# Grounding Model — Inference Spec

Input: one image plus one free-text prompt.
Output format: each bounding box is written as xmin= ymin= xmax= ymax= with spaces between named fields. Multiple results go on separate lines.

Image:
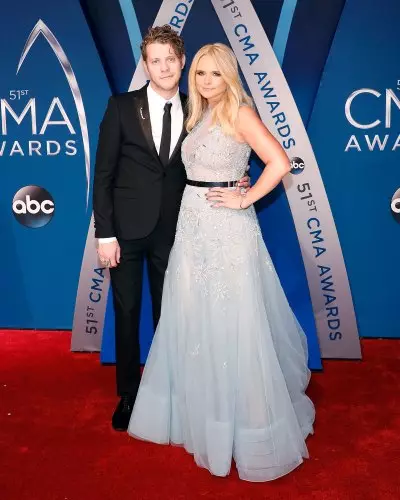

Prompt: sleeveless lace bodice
xmin=181 ymin=111 xmax=251 ymax=181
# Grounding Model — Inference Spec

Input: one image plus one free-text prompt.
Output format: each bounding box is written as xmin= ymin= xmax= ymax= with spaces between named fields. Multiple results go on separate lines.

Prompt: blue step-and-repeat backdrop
xmin=2 ymin=0 xmax=400 ymax=370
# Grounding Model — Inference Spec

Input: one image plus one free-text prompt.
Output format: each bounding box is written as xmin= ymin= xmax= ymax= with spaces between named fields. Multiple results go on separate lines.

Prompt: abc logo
xmin=12 ymin=186 xmax=55 ymax=228
xmin=391 ymin=188 xmax=400 ymax=223
xmin=290 ymin=157 xmax=305 ymax=175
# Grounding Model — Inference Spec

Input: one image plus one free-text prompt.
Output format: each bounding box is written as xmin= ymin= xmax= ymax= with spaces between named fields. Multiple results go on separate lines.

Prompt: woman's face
xmin=195 ymin=54 xmax=227 ymax=105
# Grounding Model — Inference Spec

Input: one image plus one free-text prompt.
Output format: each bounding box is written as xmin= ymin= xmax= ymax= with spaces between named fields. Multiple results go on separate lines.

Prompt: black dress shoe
xmin=112 ymin=395 xmax=135 ymax=431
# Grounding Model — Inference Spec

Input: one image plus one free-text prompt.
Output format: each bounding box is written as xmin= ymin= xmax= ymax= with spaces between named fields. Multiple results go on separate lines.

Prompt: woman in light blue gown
xmin=128 ymin=43 xmax=315 ymax=482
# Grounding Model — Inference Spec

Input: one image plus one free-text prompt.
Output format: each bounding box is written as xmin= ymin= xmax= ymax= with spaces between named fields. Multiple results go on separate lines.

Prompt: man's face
xmin=143 ymin=42 xmax=185 ymax=94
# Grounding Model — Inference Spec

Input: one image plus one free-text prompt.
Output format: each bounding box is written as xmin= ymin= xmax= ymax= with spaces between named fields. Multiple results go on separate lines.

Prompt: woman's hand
xmin=205 ymin=187 xmax=251 ymax=210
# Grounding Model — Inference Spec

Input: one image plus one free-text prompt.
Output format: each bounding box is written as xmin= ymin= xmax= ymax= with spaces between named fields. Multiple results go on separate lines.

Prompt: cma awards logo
xmin=1 ymin=20 xmax=91 ymax=207
xmin=344 ymin=87 xmax=400 ymax=152
xmin=13 ymin=185 xmax=55 ymax=228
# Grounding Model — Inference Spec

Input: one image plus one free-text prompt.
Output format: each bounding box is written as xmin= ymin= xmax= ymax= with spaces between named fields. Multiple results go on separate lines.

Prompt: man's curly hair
xmin=140 ymin=25 xmax=185 ymax=61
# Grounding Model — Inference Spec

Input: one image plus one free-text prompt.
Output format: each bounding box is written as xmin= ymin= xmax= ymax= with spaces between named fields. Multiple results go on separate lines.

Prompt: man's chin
xmin=157 ymin=78 xmax=179 ymax=90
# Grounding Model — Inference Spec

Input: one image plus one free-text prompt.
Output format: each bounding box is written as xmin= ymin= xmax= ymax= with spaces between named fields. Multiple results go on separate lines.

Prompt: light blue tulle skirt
xmin=128 ymin=186 xmax=315 ymax=482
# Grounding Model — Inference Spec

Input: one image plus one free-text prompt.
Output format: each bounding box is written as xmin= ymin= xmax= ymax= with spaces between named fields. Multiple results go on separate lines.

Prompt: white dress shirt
xmin=147 ymin=83 xmax=183 ymax=157
xmin=99 ymin=84 xmax=184 ymax=244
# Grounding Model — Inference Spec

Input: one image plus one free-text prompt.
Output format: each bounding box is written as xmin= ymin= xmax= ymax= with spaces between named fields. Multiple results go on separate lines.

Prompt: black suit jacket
xmin=93 ymin=84 xmax=188 ymax=241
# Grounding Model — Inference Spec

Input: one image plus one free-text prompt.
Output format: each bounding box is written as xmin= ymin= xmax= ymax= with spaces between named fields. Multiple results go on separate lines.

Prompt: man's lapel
xmin=134 ymin=84 xmax=162 ymax=167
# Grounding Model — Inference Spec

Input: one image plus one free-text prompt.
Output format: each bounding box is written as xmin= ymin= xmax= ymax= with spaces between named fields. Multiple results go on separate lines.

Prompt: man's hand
xmin=237 ymin=173 xmax=251 ymax=192
xmin=97 ymin=240 xmax=121 ymax=268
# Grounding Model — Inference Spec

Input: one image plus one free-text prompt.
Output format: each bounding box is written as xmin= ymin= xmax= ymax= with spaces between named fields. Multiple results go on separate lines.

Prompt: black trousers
xmin=109 ymin=219 xmax=175 ymax=396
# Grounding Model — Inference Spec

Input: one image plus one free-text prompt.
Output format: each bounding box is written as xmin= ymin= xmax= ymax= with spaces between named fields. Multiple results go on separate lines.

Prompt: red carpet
xmin=1 ymin=330 xmax=399 ymax=499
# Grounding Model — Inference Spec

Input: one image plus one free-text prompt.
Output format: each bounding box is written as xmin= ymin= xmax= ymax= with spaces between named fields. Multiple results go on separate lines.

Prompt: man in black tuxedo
xmin=93 ymin=26 xmax=248 ymax=431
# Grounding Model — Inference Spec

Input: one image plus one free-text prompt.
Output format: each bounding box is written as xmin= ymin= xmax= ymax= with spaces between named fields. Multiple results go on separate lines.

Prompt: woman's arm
xmin=236 ymin=106 xmax=290 ymax=208
xmin=206 ymin=106 xmax=290 ymax=209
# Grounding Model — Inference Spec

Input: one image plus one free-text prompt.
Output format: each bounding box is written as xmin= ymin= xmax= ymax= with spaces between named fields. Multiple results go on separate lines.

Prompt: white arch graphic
xmin=18 ymin=19 xmax=91 ymax=208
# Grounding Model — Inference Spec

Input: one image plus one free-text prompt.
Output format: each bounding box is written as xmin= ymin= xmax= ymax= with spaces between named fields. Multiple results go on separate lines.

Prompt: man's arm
xmin=93 ymin=96 xmax=121 ymax=239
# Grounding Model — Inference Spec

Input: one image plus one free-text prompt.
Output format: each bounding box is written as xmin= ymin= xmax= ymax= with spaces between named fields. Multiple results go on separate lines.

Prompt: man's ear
xmin=181 ymin=55 xmax=186 ymax=70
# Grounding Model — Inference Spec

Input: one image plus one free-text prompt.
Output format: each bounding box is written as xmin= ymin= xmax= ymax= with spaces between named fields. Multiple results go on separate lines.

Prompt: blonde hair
xmin=186 ymin=43 xmax=253 ymax=136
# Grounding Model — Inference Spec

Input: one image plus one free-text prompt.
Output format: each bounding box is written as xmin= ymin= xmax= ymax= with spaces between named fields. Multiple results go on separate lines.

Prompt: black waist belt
xmin=186 ymin=179 xmax=239 ymax=188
